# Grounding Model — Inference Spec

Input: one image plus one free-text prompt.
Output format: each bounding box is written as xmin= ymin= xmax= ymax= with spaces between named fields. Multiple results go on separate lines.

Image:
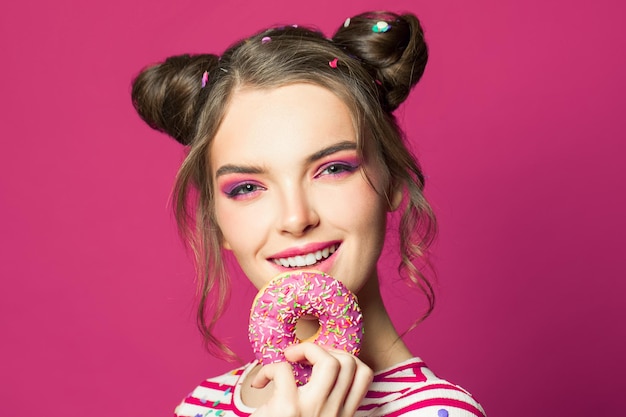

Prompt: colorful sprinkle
xmin=201 ymin=71 xmax=209 ymax=88
xmin=249 ymin=271 xmax=363 ymax=385
xmin=372 ymin=21 xmax=391 ymax=33
xmin=261 ymin=36 xmax=271 ymax=44
xmin=438 ymin=409 xmax=449 ymax=417
xmin=344 ymin=18 xmax=351 ymax=28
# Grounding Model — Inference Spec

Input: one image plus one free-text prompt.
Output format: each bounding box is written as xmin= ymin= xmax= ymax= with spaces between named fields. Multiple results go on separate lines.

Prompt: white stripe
xmin=175 ymin=401 xmax=215 ymax=417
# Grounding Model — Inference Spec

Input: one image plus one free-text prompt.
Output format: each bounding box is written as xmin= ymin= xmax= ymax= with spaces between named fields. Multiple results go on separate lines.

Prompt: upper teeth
xmin=273 ymin=244 xmax=337 ymax=268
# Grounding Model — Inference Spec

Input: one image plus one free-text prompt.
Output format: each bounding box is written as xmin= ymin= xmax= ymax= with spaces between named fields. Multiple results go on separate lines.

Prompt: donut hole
xmin=295 ymin=315 xmax=321 ymax=343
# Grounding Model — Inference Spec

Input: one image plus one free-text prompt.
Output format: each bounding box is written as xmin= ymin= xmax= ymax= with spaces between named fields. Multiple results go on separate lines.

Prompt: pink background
xmin=1 ymin=0 xmax=624 ymax=415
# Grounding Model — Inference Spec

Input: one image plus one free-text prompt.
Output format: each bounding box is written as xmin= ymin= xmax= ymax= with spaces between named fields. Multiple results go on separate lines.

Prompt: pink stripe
xmin=361 ymin=383 xmax=473 ymax=411
xmin=359 ymin=402 xmax=384 ymax=411
xmin=365 ymin=387 xmax=411 ymax=398
xmin=366 ymin=382 xmax=465 ymax=399
xmin=384 ymin=398 xmax=485 ymax=417
xmin=198 ymin=380 xmax=236 ymax=391
xmin=400 ymin=383 xmax=468 ymax=398
xmin=232 ymin=406 xmax=253 ymax=417
xmin=184 ymin=396 xmax=232 ymax=410
xmin=379 ymin=375 xmax=427 ymax=383
xmin=374 ymin=361 xmax=426 ymax=380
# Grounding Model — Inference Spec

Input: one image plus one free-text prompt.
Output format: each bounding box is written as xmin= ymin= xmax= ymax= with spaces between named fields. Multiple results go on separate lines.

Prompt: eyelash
xmin=224 ymin=182 xmax=265 ymax=199
xmin=315 ymin=162 xmax=359 ymax=178
xmin=222 ymin=161 xmax=358 ymax=199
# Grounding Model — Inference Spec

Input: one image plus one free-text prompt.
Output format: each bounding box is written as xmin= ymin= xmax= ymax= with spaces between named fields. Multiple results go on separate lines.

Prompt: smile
xmin=271 ymin=243 xmax=338 ymax=268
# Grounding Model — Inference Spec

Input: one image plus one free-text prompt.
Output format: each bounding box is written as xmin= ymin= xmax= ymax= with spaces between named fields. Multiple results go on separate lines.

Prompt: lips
xmin=270 ymin=243 xmax=338 ymax=268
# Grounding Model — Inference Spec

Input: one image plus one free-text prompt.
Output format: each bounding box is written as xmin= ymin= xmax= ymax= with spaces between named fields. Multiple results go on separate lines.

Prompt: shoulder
xmin=174 ymin=362 xmax=255 ymax=417
xmin=357 ymin=358 xmax=486 ymax=417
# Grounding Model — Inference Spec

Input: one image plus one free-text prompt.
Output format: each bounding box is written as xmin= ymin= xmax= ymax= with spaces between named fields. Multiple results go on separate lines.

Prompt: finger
xmin=287 ymin=345 xmax=373 ymax=417
xmin=322 ymin=351 xmax=357 ymax=411
xmin=251 ymin=361 xmax=298 ymax=396
xmin=250 ymin=362 xmax=300 ymax=417
xmin=283 ymin=341 xmax=321 ymax=363
xmin=339 ymin=356 xmax=373 ymax=417
xmin=285 ymin=343 xmax=340 ymax=408
xmin=284 ymin=342 xmax=338 ymax=375
xmin=287 ymin=343 xmax=341 ymax=385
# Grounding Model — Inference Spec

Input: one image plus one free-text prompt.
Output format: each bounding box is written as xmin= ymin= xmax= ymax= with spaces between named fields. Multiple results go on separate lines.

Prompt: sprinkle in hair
xmin=372 ymin=21 xmax=391 ymax=33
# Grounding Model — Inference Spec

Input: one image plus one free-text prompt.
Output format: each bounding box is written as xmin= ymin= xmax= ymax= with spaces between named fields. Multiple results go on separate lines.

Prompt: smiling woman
xmin=212 ymin=84 xmax=390 ymax=294
xmin=131 ymin=10 xmax=486 ymax=417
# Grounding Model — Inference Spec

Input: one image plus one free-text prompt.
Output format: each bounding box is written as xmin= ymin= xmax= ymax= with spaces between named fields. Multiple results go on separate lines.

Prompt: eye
xmin=225 ymin=182 xmax=265 ymax=199
xmin=316 ymin=162 xmax=358 ymax=178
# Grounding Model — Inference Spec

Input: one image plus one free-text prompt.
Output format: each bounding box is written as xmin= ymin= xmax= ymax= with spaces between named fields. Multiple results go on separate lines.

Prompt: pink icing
xmin=248 ymin=270 xmax=363 ymax=385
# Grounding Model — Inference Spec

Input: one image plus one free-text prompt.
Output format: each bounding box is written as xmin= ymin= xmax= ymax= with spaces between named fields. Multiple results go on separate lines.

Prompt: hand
xmin=250 ymin=343 xmax=373 ymax=417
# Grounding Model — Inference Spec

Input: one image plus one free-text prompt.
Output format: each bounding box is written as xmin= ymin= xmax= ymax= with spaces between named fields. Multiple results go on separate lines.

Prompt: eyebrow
xmin=214 ymin=140 xmax=357 ymax=178
xmin=215 ymin=164 xmax=264 ymax=178
xmin=305 ymin=141 xmax=357 ymax=164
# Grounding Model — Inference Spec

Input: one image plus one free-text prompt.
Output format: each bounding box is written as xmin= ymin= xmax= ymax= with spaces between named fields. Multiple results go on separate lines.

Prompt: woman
xmin=132 ymin=11 xmax=486 ymax=417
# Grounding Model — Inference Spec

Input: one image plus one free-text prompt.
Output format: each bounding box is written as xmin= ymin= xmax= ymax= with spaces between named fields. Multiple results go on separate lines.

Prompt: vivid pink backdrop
xmin=1 ymin=0 xmax=624 ymax=416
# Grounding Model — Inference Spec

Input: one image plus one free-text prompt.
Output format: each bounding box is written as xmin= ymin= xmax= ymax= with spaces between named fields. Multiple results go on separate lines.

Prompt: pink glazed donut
xmin=248 ymin=270 xmax=363 ymax=385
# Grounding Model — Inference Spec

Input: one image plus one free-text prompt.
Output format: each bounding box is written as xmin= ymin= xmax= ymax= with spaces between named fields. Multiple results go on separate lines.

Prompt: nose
xmin=277 ymin=186 xmax=320 ymax=236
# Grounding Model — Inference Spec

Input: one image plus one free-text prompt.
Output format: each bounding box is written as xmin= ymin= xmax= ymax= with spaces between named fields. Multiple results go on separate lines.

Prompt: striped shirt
xmin=174 ymin=358 xmax=486 ymax=417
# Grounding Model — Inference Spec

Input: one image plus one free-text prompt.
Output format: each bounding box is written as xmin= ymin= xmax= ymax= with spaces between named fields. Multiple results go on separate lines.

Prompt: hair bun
xmin=131 ymin=54 xmax=219 ymax=145
xmin=333 ymin=11 xmax=428 ymax=111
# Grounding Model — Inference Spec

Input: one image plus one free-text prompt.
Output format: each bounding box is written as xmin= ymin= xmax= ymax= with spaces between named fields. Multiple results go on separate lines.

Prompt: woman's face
xmin=210 ymin=83 xmax=392 ymax=293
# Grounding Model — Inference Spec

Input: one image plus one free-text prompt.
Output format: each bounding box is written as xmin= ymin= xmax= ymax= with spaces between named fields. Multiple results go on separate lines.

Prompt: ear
xmin=388 ymin=182 xmax=403 ymax=212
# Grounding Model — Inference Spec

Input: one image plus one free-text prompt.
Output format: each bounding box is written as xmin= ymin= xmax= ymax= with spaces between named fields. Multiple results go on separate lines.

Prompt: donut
xmin=248 ymin=270 xmax=363 ymax=385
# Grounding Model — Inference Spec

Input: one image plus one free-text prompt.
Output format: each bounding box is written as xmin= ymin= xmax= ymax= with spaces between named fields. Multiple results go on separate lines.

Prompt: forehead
xmin=209 ymin=83 xmax=359 ymax=170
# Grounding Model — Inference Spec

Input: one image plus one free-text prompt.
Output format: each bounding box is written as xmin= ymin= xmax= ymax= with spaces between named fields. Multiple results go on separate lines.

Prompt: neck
xmin=293 ymin=270 xmax=413 ymax=371
xmin=354 ymin=271 xmax=413 ymax=371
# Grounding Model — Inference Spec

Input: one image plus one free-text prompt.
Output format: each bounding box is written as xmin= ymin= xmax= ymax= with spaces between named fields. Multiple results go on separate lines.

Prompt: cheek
xmin=214 ymin=197 xmax=274 ymax=254
xmin=214 ymin=204 xmax=236 ymax=250
xmin=215 ymin=201 xmax=252 ymax=251
xmin=322 ymin=180 xmax=387 ymax=231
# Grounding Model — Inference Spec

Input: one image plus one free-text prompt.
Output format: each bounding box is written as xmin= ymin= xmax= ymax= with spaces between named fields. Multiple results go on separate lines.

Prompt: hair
xmin=131 ymin=11 xmax=437 ymax=359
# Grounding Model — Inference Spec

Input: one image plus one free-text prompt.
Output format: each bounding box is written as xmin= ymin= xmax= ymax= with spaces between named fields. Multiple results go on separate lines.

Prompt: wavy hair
xmin=131 ymin=11 xmax=436 ymax=359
